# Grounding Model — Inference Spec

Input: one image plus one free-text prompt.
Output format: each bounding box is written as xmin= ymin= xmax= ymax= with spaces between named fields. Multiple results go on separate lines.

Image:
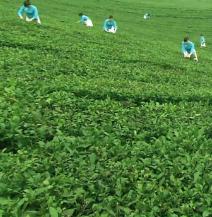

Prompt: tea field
xmin=0 ymin=0 xmax=212 ymax=216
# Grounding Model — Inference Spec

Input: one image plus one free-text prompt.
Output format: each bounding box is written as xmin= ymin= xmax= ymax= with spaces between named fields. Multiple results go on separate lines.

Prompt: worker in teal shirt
xmin=200 ymin=34 xmax=206 ymax=48
xmin=182 ymin=36 xmax=198 ymax=61
xmin=103 ymin=16 xmax=117 ymax=33
xmin=78 ymin=13 xmax=93 ymax=27
xmin=18 ymin=0 xmax=41 ymax=24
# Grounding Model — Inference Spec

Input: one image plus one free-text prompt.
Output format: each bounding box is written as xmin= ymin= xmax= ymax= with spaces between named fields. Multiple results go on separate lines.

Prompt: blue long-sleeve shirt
xmin=80 ymin=15 xmax=91 ymax=23
xmin=200 ymin=36 xmax=206 ymax=43
xmin=103 ymin=19 xmax=117 ymax=30
xmin=182 ymin=41 xmax=195 ymax=53
xmin=18 ymin=5 xmax=39 ymax=19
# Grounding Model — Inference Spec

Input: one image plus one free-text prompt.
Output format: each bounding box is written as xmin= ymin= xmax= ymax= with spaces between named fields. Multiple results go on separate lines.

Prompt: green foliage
xmin=0 ymin=0 xmax=212 ymax=216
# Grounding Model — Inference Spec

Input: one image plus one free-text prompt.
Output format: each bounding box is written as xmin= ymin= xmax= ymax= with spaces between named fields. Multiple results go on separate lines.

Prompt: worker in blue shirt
xmin=182 ymin=37 xmax=198 ymax=61
xmin=78 ymin=13 xmax=93 ymax=27
xmin=18 ymin=0 xmax=41 ymax=24
xmin=200 ymin=34 xmax=206 ymax=48
xmin=103 ymin=16 xmax=117 ymax=33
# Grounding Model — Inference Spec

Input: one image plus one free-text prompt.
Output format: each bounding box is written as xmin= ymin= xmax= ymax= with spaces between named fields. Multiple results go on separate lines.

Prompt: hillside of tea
xmin=0 ymin=0 xmax=212 ymax=216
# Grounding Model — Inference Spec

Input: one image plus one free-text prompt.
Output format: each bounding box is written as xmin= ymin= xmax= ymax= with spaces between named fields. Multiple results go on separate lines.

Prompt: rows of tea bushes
xmin=0 ymin=0 xmax=212 ymax=216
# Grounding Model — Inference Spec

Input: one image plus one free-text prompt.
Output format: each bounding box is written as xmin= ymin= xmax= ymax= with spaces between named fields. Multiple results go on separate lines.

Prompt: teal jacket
xmin=200 ymin=36 xmax=206 ymax=43
xmin=18 ymin=5 xmax=39 ymax=19
xmin=182 ymin=41 xmax=195 ymax=53
xmin=80 ymin=15 xmax=91 ymax=23
xmin=103 ymin=19 xmax=117 ymax=30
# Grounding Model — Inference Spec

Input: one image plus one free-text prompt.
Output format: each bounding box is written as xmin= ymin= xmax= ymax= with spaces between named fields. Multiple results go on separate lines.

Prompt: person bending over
xmin=182 ymin=37 xmax=198 ymax=61
xmin=18 ymin=0 xmax=41 ymax=24
xmin=78 ymin=13 xmax=93 ymax=27
xmin=200 ymin=34 xmax=206 ymax=48
xmin=103 ymin=16 xmax=117 ymax=33
xmin=144 ymin=13 xmax=151 ymax=20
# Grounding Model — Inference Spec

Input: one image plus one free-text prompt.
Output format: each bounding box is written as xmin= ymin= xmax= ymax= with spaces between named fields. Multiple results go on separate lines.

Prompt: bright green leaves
xmin=49 ymin=207 xmax=59 ymax=217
